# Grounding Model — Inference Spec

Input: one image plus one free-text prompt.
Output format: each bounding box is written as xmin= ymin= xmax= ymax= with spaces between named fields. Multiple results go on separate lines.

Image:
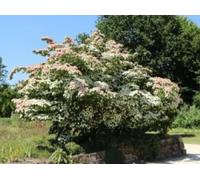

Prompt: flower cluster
xmin=151 ymin=77 xmax=180 ymax=96
xmin=12 ymin=98 xmax=51 ymax=121
xmin=11 ymin=31 xmax=181 ymax=144
xmin=151 ymin=77 xmax=181 ymax=108
xmin=13 ymin=98 xmax=51 ymax=113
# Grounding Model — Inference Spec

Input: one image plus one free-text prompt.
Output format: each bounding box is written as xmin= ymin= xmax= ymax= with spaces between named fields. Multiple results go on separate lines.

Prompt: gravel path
xmin=155 ymin=144 xmax=200 ymax=164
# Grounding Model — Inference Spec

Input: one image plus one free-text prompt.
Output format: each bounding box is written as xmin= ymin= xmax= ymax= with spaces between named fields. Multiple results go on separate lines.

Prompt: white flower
xmin=128 ymin=90 xmax=161 ymax=106
xmin=13 ymin=98 xmax=51 ymax=113
xmin=94 ymin=81 xmax=109 ymax=91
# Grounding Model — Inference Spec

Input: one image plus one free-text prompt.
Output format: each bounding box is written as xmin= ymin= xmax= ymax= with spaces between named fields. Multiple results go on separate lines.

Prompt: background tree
xmin=0 ymin=57 xmax=7 ymax=84
xmin=97 ymin=16 xmax=200 ymax=103
xmin=0 ymin=84 xmax=16 ymax=117
xmin=0 ymin=57 xmax=17 ymax=117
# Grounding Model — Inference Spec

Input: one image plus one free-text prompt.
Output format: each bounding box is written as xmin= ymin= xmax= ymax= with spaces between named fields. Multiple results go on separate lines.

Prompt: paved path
xmin=156 ymin=144 xmax=200 ymax=164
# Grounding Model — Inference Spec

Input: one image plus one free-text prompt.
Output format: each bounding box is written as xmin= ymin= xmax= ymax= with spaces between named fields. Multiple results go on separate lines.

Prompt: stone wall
xmin=71 ymin=135 xmax=186 ymax=164
xmin=72 ymin=151 xmax=139 ymax=164
xmin=72 ymin=151 xmax=105 ymax=164
xmin=156 ymin=135 xmax=186 ymax=160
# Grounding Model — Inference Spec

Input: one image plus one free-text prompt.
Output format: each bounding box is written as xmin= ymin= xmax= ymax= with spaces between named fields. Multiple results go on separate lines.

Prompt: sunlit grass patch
xmin=169 ymin=128 xmax=200 ymax=144
xmin=0 ymin=117 xmax=51 ymax=163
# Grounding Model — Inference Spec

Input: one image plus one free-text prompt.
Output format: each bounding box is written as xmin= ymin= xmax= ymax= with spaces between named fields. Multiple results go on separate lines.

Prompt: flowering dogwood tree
xmin=11 ymin=31 xmax=180 ymax=147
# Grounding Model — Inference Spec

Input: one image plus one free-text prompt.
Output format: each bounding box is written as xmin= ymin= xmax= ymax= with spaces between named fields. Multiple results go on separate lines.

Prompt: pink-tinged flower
xmin=52 ymin=47 xmax=73 ymax=58
xmin=13 ymin=98 xmax=51 ymax=113
xmin=151 ymin=77 xmax=180 ymax=95
xmin=80 ymin=53 xmax=101 ymax=66
xmin=26 ymin=64 xmax=43 ymax=73
xmin=42 ymin=62 xmax=82 ymax=75
xmin=55 ymin=51 xmax=64 ymax=57
xmin=106 ymin=40 xmax=123 ymax=53
xmin=151 ymin=77 xmax=181 ymax=107
xmin=63 ymin=37 xmax=74 ymax=45
xmin=90 ymin=31 xmax=105 ymax=47
xmin=41 ymin=36 xmax=55 ymax=44
xmin=68 ymin=78 xmax=88 ymax=97
xmin=48 ymin=43 xmax=57 ymax=49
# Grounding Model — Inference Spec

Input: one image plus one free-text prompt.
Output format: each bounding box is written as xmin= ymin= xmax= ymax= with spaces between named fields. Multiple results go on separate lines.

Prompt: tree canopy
xmin=0 ymin=84 xmax=16 ymax=117
xmin=97 ymin=16 xmax=200 ymax=103
xmin=0 ymin=57 xmax=7 ymax=84
xmin=11 ymin=32 xmax=180 ymax=148
xmin=0 ymin=57 xmax=17 ymax=117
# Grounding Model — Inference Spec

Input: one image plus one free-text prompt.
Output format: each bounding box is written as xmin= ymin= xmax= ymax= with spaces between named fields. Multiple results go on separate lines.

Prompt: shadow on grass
xmin=176 ymin=134 xmax=195 ymax=138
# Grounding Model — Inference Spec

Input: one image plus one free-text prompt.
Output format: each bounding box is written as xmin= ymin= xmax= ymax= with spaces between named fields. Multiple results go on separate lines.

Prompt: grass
xmin=1 ymin=115 xmax=200 ymax=163
xmin=0 ymin=116 xmax=52 ymax=163
xmin=169 ymin=128 xmax=200 ymax=144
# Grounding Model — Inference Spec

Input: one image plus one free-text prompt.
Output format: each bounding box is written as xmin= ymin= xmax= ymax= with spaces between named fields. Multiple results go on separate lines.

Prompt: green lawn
xmin=0 ymin=117 xmax=52 ymax=163
xmin=169 ymin=128 xmax=200 ymax=144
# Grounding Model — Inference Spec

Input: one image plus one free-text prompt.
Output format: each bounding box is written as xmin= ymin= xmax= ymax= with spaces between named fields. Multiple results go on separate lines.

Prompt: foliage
xmin=0 ymin=57 xmax=7 ymax=84
xmin=65 ymin=142 xmax=85 ymax=155
xmin=0 ymin=57 xmax=18 ymax=117
xmin=49 ymin=148 xmax=69 ymax=164
xmin=193 ymin=92 xmax=200 ymax=108
xmin=97 ymin=16 xmax=200 ymax=103
xmin=172 ymin=105 xmax=200 ymax=128
xmin=76 ymin=33 xmax=89 ymax=44
xmin=11 ymin=31 xmax=180 ymax=150
xmin=0 ymin=84 xmax=17 ymax=117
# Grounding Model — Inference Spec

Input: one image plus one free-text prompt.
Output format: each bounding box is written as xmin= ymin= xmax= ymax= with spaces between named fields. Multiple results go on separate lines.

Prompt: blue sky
xmin=0 ymin=15 xmax=199 ymax=84
xmin=0 ymin=15 xmax=98 ymax=84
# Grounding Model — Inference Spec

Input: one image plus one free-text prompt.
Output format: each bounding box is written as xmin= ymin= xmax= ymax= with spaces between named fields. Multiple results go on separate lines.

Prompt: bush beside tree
xmin=173 ymin=105 xmax=200 ymax=128
xmin=193 ymin=92 xmax=200 ymax=108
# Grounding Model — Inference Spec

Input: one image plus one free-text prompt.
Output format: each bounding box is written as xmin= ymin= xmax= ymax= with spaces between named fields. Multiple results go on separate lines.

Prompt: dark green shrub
xmin=193 ymin=92 xmax=200 ymax=108
xmin=0 ymin=84 xmax=17 ymax=117
xmin=173 ymin=105 xmax=200 ymax=128
xmin=65 ymin=142 xmax=85 ymax=155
